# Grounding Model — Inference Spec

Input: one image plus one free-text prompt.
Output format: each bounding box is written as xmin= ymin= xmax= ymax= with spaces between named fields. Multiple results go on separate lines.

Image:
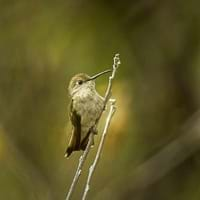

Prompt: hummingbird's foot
xmin=92 ymin=126 xmax=98 ymax=135
xmin=91 ymin=136 xmax=95 ymax=148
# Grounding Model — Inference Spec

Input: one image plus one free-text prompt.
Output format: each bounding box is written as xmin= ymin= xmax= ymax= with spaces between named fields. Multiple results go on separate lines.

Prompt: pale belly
xmin=73 ymin=92 xmax=104 ymax=140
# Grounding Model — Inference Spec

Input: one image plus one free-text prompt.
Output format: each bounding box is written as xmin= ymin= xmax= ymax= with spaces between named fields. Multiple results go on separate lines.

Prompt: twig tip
xmin=113 ymin=53 xmax=121 ymax=68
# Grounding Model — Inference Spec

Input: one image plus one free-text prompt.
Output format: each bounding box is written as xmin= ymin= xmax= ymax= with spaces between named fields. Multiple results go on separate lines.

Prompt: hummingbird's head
xmin=68 ymin=69 xmax=111 ymax=96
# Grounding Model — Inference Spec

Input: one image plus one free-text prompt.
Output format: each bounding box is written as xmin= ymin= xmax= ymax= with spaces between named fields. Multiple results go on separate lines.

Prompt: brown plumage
xmin=65 ymin=70 xmax=111 ymax=157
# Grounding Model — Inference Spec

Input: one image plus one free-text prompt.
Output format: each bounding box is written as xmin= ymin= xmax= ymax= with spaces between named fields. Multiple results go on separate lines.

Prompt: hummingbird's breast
xmin=72 ymin=88 xmax=104 ymax=140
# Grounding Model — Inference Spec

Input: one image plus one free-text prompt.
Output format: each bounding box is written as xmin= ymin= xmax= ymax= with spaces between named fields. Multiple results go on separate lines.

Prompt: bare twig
xmin=80 ymin=54 xmax=120 ymax=199
xmin=104 ymin=53 xmax=120 ymax=104
xmin=65 ymin=54 xmax=120 ymax=200
xmin=65 ymin=134 xmax=94 ymax=200
xmin=82 ymin=100 xmax=116 ymax=200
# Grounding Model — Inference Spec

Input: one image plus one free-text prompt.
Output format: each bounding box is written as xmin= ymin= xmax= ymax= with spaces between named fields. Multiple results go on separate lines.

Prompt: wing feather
xmin=65 ymin=99 xmax=81 ymax=157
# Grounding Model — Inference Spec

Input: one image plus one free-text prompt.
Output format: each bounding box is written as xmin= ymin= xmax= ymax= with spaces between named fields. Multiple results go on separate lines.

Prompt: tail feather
xmin=65 ymin=128 xmax=80 ymax=157
xmin=65 ymin=128 xmax=95 ymax=157
xmin=80 ymin=131 xmax=94 ymax=151
xmin=65 ymin=147 xmax=73 ymax=158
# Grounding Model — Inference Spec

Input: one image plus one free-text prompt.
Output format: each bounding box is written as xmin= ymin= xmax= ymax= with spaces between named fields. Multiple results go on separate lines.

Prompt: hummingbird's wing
xmin=65 ymin=99 xmax=81 ymax=157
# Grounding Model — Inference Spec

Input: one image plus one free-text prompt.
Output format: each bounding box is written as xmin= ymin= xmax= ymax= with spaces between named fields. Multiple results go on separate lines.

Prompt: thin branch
xmin=104 ymin=53 xmax=120 ymax=104
xmin=65 ymin=134 xmax=94 ymax=200
xmin=82 ymin=100 xmax=116 ymax=200
xmin=65 ymin=54 xmax=120 ymax=200
xmin=80 ymin=54 xmax=120 ymax=199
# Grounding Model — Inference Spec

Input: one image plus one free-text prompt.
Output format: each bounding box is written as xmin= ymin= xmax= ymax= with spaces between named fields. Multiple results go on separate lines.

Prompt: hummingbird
xmin=65 ymin=69 xmax=111 ymax=157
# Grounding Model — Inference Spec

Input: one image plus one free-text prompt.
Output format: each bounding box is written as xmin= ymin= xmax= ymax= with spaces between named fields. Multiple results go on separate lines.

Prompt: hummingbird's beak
xmin=88 ymin=69 xmax=112 ymax=81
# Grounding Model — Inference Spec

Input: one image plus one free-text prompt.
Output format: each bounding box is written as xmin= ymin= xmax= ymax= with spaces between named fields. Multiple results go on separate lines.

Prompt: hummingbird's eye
xmin=77 ymin=80 xmax=83 ymax=85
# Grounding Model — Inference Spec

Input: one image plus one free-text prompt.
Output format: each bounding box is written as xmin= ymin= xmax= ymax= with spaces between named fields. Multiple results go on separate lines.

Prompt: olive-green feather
xmin=65 ymin=100 xmax=81 ymax=157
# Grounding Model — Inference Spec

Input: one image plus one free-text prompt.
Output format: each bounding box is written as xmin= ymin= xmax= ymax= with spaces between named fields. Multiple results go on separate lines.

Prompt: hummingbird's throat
xmin=72 ymin=81 xmax=95 ymax=96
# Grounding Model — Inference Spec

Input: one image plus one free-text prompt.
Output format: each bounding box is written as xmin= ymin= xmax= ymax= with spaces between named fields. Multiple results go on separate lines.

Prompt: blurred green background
xmin=1 ymin=0 xmax=200 ymax=199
